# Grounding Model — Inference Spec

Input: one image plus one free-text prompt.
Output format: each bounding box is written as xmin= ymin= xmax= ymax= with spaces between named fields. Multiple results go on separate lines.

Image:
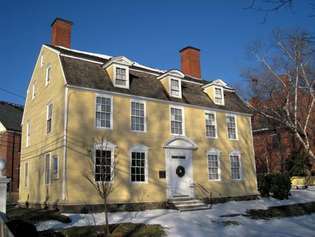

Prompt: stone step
xmin=170 ymin=199 xmax=205 ymax=205
xmin=179 ymin=205 xmax=210 ymax=212
xmin=175 ymin=202 xmax=207 ymax=208
xmin=168 ymin=197 xmax=210 ymax=212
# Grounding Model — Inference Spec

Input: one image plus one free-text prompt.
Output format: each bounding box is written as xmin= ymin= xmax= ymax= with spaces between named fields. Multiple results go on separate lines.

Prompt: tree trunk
xmin=104 ymin=197 xmax=110 ymax=237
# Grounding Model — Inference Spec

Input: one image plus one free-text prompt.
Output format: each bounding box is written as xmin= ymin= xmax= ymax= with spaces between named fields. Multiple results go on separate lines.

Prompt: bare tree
xmin=244 ymin=0 xmax=315 ymax=22
xmin=84 ymin=137 xmax=116 ymax=237
xmin=246 ymin=29 xmax=315 ymax=161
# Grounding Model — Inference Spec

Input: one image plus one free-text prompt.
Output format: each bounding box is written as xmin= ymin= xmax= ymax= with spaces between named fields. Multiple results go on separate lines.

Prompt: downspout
xmin=62 ymin=86 xmax=69 ymax=201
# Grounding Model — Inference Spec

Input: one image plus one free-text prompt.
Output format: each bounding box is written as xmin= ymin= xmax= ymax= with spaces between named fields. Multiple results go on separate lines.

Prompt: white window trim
xmin=45 ymin=65 xmax=52 ymax=86
xmin=94 ymin=141 xmax=116 ymax=183
xmin=130 ymin=99 xmax=147 ymax=133
xmin=26 ymin=122 xmax=30 ymax=147
xmin=95 ymin=94 xmax=113 ymax=130
xmin=52 ymin=155 xmax=59 ymax=180
xmin=24 ymin=161 xmax=29 ymax=188
xmin=129 ymin=145 xmax=149 ymax=184
xmin=207 ymin=149 xmax=221 ymax=181
xmin=31 ymin=84 xmax=36 ymax=100
xmin=226 ymin=113 xmax=238 ymax=140
xmin=205 ymin=111 xmax=217 ymax=139
xmin=169 ymin=105 xmax=185 ymax=136
xmin=46 ymin=103 xmax=53 ymax=134
xmin=113 ymin=64 xmax=130 ymax=89
xmin=44 ymin=153 xmax=51 ymax=185
xmin=169 ymin=78 xmax=182 ymax=99
xmin=214 ymin=86 xmax=224 ymax=105
xmin=40 ymin=55 xmax=44 ymax=68
xmin=229 ymin=150 xmax=242 ymax=181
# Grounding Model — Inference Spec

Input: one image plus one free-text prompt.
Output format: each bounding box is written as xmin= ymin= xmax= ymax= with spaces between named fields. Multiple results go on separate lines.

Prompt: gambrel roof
xmin=45 ymin=44 xmax=252 ymax=114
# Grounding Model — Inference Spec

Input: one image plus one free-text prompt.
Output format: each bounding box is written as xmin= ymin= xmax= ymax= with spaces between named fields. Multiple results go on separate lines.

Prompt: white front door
xmin=167 ymin=149 xmax=194 ymax=198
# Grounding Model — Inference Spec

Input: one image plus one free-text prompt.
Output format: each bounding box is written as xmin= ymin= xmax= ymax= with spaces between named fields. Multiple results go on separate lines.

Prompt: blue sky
xmin=0 ymin=0 xmax=314 ymax=104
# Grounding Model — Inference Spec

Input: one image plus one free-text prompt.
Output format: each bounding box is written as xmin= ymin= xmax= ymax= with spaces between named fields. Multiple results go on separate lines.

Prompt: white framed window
xmin=230 ymin=151 xmax=242 ymax=180
xmin=214 ymin=87 xmax=224 ymax=105
xmin=44 ymin=153 xmax=51 ymax=185
xmin=26 ymin=122 xmax=30 ymax=147
xmin=169 ymin=78 xmax=182 ymax=98
xmin=205 ymin=111 xmax=217 ymax=138
xmin=94 ymin=141 xmax=116 ymax=182
xmin=96 ymin=95 xmax=113 ymax=129
xmin=52 ymin=155 xmax=59 ymax=179
xmin=113 ymin=65 xmax=129 ymax=89
xmin=207 ymin=149 xmax=221 ymax=181
xmin=24 ymin=162 xmax=29 ymax=188
xmin=40 ymin=55 xmax=44 ymax=68
xmin=45 ymin=65 xmax=52 ymax=86
xmin=131 ymin=100 xmax=146 ymax=132
xmin=130 ymin=145 xmax=148 ymax=183
xmin=47 ymin=103 xmax=53 ymax=134
xmin=31 ymin=84 xmax=36 ymax=100
xmin=170 ymin=106 xmax=184 ymax=135
xmin=226 ymin=114 xmax=238 ymax=140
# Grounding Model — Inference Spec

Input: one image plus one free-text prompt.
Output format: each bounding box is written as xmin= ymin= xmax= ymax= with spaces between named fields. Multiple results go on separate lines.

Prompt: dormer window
xmin=170 ymin=78 xmax=182 ymax=98
xmin=113 ymin=65 xmax=129 ymax=89
xmin=214 ymin=87 xmax=224 ymax=105
xmin=103 ymin=56 xmax=132 ymax=89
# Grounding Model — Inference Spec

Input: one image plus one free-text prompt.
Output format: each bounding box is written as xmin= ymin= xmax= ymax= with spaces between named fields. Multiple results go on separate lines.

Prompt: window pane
xmin=94 ymin=149 xmax=112 ymax=182
xmin=130 ymin=151 xmax=146 ymax=182
xmin=227 ymin=115 xmax=237 ymax=139
xmin=208 ymin=154 xmax=219 ymax=180
xmin=96 ymin=97 xmax=112 ymax=128
xmin=230 ymin=155 xmax=241 ymax=179
xmin=131 ymin=101 xmax=145 ymax=131
xmin=171 ymin=108 xmax=183 ymax=135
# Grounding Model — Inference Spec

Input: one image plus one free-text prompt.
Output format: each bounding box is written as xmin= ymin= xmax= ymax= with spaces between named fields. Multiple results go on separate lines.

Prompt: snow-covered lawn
xmin=37 ymin=188 xmax=315 ymax=237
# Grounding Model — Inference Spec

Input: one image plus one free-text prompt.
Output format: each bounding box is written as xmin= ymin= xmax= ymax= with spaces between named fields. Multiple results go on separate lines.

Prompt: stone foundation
xmin=19 ymin=194 xmax=259 ymax=213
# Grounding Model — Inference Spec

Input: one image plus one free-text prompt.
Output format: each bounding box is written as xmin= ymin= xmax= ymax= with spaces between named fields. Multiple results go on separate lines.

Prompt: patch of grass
xmin=6 ymin=206 xmax=71 ymax=224
xmin=245 ymin=202 xmax=315 ymax=220
xmin=39 ymin=223 xmax=166 ymax=237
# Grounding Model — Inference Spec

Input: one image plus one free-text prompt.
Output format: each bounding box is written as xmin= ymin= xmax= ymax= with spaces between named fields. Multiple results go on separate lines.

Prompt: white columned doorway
xmin=164 ymin=137 xmax=197 ymax=198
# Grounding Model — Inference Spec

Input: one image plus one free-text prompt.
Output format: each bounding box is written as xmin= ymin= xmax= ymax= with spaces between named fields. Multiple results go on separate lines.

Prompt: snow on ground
xmin=37 ymin=188 xmax=315 ymax=237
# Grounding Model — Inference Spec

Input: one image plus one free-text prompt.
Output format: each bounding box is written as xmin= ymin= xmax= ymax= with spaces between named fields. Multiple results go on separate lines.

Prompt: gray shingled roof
xmin=46 ymin=44 xmax=251 ymax=114
xmin=0 ymin=101 xmax=23 ymax=132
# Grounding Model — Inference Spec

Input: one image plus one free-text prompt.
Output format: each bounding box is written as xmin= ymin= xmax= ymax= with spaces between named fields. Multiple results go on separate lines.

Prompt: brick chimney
xmin=179 ymin=46 xmax=201 ymax=79
xmin=51 ymin=18 xmax=73 ymax=48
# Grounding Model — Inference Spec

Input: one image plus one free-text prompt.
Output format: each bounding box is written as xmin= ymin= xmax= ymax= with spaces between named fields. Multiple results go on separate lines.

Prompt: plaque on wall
xmin=159 ymin=170 xmax=166 ymax=179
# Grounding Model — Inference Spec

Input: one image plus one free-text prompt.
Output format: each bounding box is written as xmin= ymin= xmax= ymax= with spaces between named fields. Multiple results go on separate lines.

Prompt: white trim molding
xmin=226 ymin=113 xmax=238 ymax=140
xmin=112 ymin=64 xmax=130 ymax=89
xmin=164 ymin=136 xmax=198 ymax=150
xmin=204 ymin=110 xmax=217 ymax=139
xmin=169 ymin=78 xmax=182 ymax=99
xmin=207 ymin=148 xmax=221 ymax=181
xmin=129 ymin=144 xmax=149 ymax=184
xmin=169 ymin=105 xmax=185 ymax=136
xmin=130 ymin=99 xmax=147 ymax=133
xmin=95 ymin=94 xmax=113 ymax=130
xmin=229 ymin=150 xmax=242 ymax=180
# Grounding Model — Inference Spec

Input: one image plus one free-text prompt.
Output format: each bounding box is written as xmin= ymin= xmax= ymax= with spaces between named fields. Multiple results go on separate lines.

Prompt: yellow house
xmin=19 ymin=18 xmax=258 ymax=211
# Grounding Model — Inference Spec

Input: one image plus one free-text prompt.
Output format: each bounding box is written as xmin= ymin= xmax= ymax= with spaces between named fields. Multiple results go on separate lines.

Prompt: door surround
xmin=164 ymin=137 xmax=197 ymax=198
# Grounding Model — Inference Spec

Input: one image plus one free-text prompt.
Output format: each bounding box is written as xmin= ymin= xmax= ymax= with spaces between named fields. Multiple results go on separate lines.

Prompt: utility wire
xmin=0 ymin=87 xmax=25 ymax=99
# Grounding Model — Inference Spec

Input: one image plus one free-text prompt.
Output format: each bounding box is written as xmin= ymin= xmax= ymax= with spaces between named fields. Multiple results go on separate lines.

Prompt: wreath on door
xmin=176 ymin=166 xmax=185 ymax=177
